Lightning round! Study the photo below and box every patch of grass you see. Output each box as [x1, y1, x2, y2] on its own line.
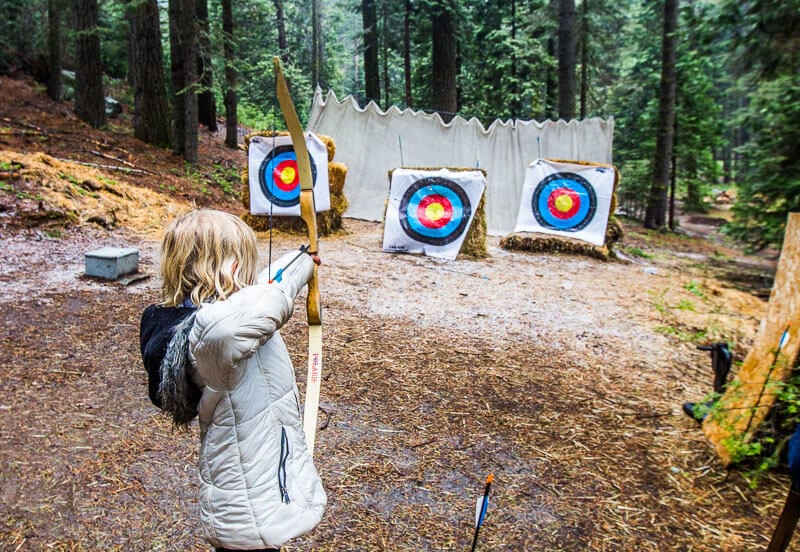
[654, 325, 708, 342]
[183, 163, 241, 198]
[622, 246, 653, 259]
[0, 180, 34, 200]
[97, 175, 118, 188]
[684, 280, 707, 299]
[648, 288, 669, 314]
[676, 299, 696, 311]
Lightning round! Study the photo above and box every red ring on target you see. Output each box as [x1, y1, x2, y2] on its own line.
[417, 194, 453, 229]
[273, 160, 299, 192]
[547, 188, 581, 219]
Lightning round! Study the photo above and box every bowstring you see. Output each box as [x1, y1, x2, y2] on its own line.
[268, 102, 276, 277]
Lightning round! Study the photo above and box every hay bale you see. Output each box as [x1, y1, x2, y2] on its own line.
[329, 162, 347, 195]
[460, 194, 488, 259]
[500, 233, 612, 261]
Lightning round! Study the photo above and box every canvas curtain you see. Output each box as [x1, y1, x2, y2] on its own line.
[306, 90, 614, 236]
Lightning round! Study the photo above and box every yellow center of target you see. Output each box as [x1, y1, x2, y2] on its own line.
[280, 166, 297, 185]
[554, 194, 574, 213]
[425, 202, 446, 221]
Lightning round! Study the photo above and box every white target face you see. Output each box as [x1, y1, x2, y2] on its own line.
[514, 159, 616, 247]
[247, 133, 330, 215]
[383, 169, 486, 260]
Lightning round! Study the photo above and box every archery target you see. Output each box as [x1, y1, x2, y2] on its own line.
[399, 177, 471, 245]
[248, 133, 330, 215]
[383, 169, 485, 260]
[514, 159, 616, 246]
[532, 172, 596, 231]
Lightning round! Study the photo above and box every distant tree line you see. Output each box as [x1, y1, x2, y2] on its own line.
[0, 0, 797, 249]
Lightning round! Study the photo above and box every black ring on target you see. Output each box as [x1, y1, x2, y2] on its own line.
[531, 172, 597, 232]
[398, 176, 472, 246]
[258, 144, 318, 207]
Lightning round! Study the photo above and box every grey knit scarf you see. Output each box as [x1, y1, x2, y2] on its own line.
[158, 312, 202, 428]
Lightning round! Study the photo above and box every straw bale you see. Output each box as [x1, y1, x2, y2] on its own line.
[460, 194, 487, 258]
[500, 232, 612, 261]
[703, 213, 800, 465]
[241, 192, 348, 236]
[0, 150, 190, 234]
[329, 162, 347, 195]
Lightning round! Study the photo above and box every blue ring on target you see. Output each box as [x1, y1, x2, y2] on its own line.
[532, 172, 597, 231]
[258, 144, 318, 207]
[398, 177, 471, 246]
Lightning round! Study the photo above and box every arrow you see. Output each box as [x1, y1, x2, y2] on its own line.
[471, 473, 493, 552]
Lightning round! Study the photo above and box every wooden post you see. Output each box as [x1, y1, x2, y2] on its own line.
[703, 213, 800, 465]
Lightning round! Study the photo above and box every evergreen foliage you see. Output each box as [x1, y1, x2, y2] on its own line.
[0, 0, 796, 246]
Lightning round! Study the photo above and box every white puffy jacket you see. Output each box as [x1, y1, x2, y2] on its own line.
[188, 251, 326, 549]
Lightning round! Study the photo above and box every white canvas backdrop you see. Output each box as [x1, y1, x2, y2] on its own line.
[306, 90, 615, 236]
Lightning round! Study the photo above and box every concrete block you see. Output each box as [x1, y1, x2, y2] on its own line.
[85, 247, 139, 280]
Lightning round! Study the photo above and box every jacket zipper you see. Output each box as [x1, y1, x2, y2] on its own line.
[278, 426, 291, 504]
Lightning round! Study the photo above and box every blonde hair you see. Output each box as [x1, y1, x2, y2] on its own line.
[160, 210, 259, 307]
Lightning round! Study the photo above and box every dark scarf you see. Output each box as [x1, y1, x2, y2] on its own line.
[140, 305, 202, 428]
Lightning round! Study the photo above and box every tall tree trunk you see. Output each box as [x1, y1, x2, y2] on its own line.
[644, 0, 679, 230]
[510, 0, 520, 117]
[197, 0, 217, 131]
[169, 0, 198, 163]
[579, 0, 588, 119]
[557, 0, 576, 120]
[382, 1, 389, 107]
[312, 0, 322, 86]
[129, 0, 172, 148]
[362, 0, 380, 104]
[403, 0, 412, 107]
[544, 0, 558, 119]
[273, 0, 288, 63]
[222, 0, 237, 149]
[47, 0, 62, 101]
[72, 0, 106, 128]
[431, 0, 457, 121]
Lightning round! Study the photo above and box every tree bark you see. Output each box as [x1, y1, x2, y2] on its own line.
[382, 1, 389, 107]
[544, 0, 558, 119]
[362, 0, 380, 104]
[312, 0, 322, 86]
[129, 0, 172, 148]
[403, 0, 412, 107]
[557, 0, 577, 120]
[47, 0, 62, 101]
[72, 0, 106, 128]
[169, 0, 198, 163]
[431, 0, 458, 121]
[196, 0, 217, 131]
[579, 0, 589, 119]
[222, 0, 238, 149]
[273, 0, 288, 63]
[644, 0, 679, 230]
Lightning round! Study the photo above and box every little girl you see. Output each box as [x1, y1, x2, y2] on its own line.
[140, 209, 326, 551]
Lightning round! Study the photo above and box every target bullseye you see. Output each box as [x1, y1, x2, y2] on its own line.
[258, 144, 317, 207]
[418, 194, 453, 229]
[399, 177, 471, 245]
[532, 172, 596, 231]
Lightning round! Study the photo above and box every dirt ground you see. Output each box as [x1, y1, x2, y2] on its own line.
[0, 76, 793, 551]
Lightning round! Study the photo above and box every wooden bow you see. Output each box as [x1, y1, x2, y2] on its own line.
[273, 57, 323, 456]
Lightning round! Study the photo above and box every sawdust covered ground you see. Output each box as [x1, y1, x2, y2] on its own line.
[0, 76, 792, 551]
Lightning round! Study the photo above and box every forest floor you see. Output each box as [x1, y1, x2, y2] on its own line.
[0, 75, 791, 551]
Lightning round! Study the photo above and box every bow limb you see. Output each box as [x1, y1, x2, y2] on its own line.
[274, 57, 323, 455]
